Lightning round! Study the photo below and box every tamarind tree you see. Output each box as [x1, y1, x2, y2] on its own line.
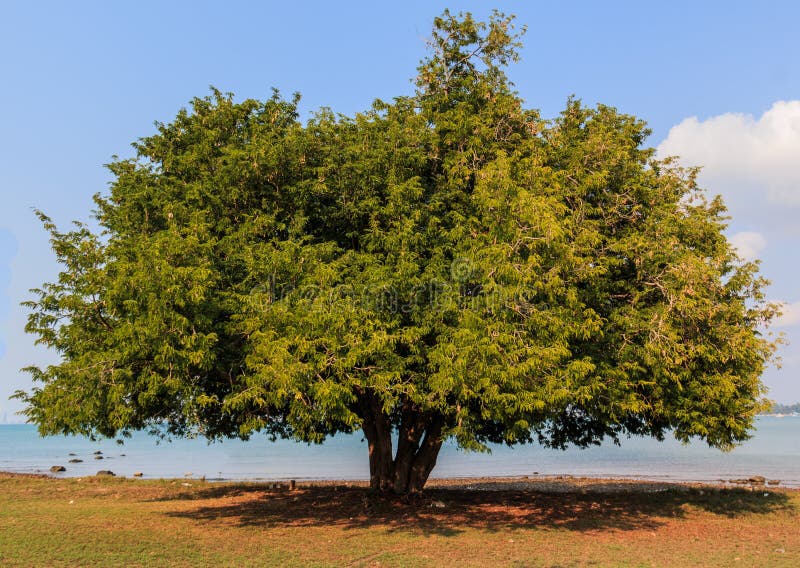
[18, 11, 779, 494]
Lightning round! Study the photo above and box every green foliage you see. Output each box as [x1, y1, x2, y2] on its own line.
[18, 11, 779, 489]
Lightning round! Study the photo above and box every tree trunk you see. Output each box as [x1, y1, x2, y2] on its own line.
[358, 391, 445, 495]
[359, 390, 394, 493]
[391, 403, 427, 492]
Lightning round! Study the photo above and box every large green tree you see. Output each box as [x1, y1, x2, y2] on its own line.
[19, 11, 779, 494]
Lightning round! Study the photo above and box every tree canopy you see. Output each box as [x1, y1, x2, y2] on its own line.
[18, 11, 779, 494]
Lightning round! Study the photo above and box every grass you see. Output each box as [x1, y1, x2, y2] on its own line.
[0, 473, 798, 567]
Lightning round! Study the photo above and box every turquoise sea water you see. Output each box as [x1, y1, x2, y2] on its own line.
[1, 417, 798, 486]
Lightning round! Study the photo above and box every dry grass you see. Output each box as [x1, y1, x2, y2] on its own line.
[0, 472, 798, 567]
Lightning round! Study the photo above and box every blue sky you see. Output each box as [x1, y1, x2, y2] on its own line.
[1, 1, 799, 421]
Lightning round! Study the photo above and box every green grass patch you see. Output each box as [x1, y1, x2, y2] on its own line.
[0, 474, 798, 567]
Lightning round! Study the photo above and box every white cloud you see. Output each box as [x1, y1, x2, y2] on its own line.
[728, 231, 767, 262]
[775, 301, 800, 328]
[657, 101, 800, 208]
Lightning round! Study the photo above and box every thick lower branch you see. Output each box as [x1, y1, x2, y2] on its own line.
[407, 415, 445, 493]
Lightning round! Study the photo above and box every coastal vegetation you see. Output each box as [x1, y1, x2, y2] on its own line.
[18, 11, 779, 495]
[767, 403, 800, 415]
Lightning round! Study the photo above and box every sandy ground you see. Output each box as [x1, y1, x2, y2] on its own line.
[295, 474, 794, 494]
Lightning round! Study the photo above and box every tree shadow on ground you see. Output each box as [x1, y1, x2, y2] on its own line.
[157, 481, 795, 537]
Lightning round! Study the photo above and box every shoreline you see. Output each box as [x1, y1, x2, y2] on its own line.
[300, 475, 799, 493]
[3, 471, 797, 493]
[428, 475, 798, 493]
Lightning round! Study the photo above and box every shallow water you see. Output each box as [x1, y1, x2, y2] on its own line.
[1, 417, 798, 486]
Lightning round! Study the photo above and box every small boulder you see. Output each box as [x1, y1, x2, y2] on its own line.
[68, 453, 77, 456]
[50, 465, 66, 472]
[748, 476, 766, 485]
[768, 479, 781, 486]
[133, 472, 143, 477]
[93, 451, 103, 455]
[68, 459, 83, 463]
[94, 455, 104, 460]
[95, 470, 115, 477]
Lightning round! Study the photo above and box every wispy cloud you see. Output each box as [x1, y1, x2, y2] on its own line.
[775, 301, 800, 328]
[729, 231, 767, 262]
